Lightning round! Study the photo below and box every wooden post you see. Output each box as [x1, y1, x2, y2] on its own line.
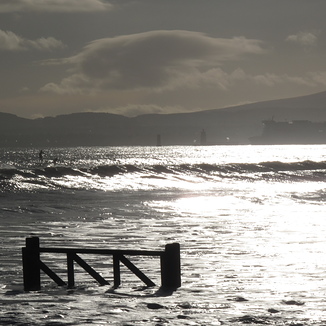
[160, 243, 181, 290]
[113, 254, 121, 288]
[67, 252, 75, 288]
[22, 237, 41, 291]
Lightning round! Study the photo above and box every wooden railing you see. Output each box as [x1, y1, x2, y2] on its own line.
[22, 237, 181, 292]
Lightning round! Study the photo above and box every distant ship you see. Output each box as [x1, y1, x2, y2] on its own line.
[250, 119, 326, 144]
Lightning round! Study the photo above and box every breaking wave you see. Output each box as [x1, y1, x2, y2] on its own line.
[1, 160, 326, 192]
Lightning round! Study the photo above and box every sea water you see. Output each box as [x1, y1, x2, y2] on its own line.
[1, 145, 326, 325]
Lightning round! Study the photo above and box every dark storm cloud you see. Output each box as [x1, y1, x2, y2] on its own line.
[40, 30, 266, 94]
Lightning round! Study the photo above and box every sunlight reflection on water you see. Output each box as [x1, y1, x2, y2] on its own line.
[2, 145, 326, 325]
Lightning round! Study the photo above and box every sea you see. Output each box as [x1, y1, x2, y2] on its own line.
[1, 144, 326, 325]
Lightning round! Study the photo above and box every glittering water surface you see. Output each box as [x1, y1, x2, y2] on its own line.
[1, 145, 326, 325]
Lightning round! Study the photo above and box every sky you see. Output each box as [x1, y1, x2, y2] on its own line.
[1, 0, 326, 119]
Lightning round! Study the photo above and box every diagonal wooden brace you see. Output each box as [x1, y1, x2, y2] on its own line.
[39, 260, 66, 286]
[73, 253, 109, 286]
[119, 255, 156, 287]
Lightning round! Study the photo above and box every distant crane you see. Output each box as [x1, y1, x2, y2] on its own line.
[200, 129, 207, 145]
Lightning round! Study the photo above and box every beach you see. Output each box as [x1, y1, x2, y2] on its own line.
[1, 145, 326, 325]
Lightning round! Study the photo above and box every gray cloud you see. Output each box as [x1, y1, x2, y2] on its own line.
[286, 31, 318, 47]
[40, 30, 266, 94]
[92, 104, 186, 117]
[0, 29, 65, 51]
[0, 0, 113, 13]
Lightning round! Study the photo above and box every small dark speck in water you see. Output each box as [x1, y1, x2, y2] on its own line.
[227, 296, 249, 302]
[230, 314, 271, 324]
[267, 308, 280, 313]
[177, 314, 191, 319]
[177, 302, 192, 309]
[282, 300, 305, 306]
[147, 303, 165, 309]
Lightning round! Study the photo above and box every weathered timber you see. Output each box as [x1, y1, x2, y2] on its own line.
[39, 247, 163, 256]
[161, 243, 181, 290]
[22, 237, 181, 292]
[113, 253, 121, 288]
[39, 261, 66, 286]
[119, 254, 155, 287]
[67, 252, 75, 289]
[73, 253, 109, 286]
[22, 237, 41, 291]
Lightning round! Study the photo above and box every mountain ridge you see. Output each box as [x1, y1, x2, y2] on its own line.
[1, 90, 326, 147]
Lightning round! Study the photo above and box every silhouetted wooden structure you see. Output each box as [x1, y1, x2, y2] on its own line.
[200, 129, 207, 145]
[22, 237, 181, 292]
[156, 134, 162, 146]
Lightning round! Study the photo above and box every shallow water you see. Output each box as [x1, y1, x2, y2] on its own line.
[1, 145, 326, 325]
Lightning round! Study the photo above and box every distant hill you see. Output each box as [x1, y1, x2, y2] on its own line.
[1, 90, 326, 147]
